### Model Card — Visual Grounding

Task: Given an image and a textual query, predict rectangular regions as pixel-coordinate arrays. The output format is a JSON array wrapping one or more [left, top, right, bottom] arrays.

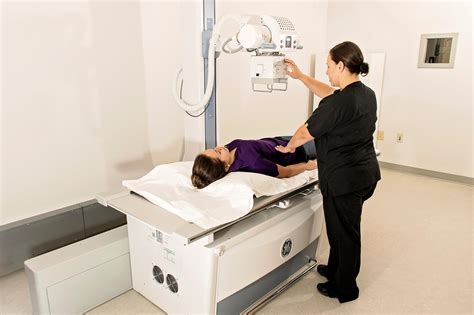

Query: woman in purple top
[[191, 137, 317, 189]]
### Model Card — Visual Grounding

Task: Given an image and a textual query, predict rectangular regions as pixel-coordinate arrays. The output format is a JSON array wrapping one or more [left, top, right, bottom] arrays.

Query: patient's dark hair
[[330, 41, 369, 76], [191, 154, 227, 189]]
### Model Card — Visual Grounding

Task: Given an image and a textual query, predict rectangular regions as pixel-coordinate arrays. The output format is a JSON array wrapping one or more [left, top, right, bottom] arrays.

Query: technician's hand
[[284, 58, 303, 80], [305, 160, 317, 171], [275, 145, 295, 154]]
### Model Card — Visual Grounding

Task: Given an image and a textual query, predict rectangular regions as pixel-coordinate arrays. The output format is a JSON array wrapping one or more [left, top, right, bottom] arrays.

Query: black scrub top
[[306, 81, 381, 197]]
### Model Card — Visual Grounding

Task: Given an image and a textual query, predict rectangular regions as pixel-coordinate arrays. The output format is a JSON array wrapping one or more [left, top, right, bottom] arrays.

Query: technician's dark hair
[[191, 154, 227, 189], [330, 41, 369, 77]]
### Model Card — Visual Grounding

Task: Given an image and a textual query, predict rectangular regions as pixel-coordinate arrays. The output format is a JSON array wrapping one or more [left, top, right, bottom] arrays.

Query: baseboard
[[0, 202, 126, 276], [379, 161, 473, 185]]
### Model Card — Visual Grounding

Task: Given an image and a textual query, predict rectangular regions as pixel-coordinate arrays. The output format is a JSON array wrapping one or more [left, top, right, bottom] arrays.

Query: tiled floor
[[1, 168, 472, 314]]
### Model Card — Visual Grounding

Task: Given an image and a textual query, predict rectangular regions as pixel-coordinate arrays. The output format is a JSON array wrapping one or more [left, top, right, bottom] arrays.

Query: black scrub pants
[[322, 183, 377, 303]]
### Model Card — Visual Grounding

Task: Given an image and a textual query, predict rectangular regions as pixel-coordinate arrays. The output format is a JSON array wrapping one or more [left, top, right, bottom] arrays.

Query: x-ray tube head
[[241, 15, 303, 92], [173, 14, 303, 113], [237, 24, 271, 49], [256, 15, 302, 53]]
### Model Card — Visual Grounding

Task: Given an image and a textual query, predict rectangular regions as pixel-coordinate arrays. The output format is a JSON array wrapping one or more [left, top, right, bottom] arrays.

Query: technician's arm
[[284, 58, 335, 99], [277, 160, 316, 178], [275, 124, 314, 154]]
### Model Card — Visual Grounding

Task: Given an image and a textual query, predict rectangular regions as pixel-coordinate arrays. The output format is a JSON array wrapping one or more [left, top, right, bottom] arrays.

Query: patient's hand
[[305, 160, 317, 171]]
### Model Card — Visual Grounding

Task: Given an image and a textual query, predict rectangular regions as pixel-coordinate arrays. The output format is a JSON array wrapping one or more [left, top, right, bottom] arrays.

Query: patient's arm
[[277, 160, 316, 178]]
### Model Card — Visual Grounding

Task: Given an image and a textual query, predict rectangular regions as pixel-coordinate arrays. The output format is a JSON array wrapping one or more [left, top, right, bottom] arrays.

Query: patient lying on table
[[192, 137, 317, 189]]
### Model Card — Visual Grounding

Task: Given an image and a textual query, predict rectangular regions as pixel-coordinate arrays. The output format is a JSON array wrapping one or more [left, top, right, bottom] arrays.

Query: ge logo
[[281, 239, 292, 257]]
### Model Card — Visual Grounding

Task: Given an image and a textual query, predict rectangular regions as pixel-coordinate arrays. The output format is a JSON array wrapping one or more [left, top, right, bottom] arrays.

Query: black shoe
[[316, 282, 338, 298], [317, 264, 330, 279], [338, 293, 359, 303]]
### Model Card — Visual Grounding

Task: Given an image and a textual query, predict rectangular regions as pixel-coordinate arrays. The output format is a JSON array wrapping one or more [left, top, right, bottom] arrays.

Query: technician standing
[[276, 41, 381, 303]]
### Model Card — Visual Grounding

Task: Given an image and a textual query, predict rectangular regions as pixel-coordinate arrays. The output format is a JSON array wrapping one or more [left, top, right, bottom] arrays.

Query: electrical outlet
[[377, 130, 384, 141], [396, 133, 404, 143]]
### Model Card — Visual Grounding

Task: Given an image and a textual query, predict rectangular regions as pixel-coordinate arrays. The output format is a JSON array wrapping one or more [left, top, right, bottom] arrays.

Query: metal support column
[[202, 0, 217, 149]]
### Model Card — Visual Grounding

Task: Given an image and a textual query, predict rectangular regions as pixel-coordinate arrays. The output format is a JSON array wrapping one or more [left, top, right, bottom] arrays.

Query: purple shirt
[[225, 138, 308, 177]]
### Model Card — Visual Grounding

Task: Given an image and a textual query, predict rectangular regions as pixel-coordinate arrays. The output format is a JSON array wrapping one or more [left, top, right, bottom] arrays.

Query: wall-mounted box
[[418, 33, 458, 68]]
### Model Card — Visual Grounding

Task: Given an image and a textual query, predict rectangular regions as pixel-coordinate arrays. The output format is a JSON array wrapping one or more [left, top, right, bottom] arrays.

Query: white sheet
[[122, 161, 318, 229]]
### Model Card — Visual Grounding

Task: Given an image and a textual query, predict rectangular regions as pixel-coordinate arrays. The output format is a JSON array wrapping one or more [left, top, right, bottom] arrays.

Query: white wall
[[0, 2, 4, 224], [216, 0, 329, 144], [1, 2, 154, 224], [140, 0, 203, 163], [326, 0, 472, 177]]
